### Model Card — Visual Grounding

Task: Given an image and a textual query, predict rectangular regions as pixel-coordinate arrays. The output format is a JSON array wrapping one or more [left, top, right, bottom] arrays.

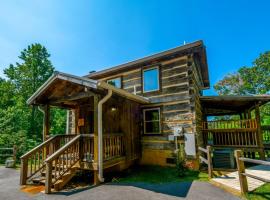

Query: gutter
[[97, 89, 113, 182]]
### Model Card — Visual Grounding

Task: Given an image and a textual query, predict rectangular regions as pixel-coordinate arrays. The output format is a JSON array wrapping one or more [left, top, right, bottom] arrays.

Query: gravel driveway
[[0, 166, 240, 200]]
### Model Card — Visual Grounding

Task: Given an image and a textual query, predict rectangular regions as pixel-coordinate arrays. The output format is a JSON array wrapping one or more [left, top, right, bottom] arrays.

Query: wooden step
[[54, 169, 76, 191], [30, 164, 78, 192]]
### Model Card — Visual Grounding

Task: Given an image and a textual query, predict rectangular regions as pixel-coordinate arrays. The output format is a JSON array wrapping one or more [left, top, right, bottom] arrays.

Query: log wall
[[95, 54, 205, 167]]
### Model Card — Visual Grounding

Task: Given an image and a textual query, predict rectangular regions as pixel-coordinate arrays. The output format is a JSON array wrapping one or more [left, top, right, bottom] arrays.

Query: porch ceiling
[[200, 95, 270, 116], [27, 71, 149, 108]]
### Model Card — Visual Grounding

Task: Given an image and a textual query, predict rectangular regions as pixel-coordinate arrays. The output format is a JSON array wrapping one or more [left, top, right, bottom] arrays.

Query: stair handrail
[[21, 135, 58, 159], [44, 134, 81, 163], [44, 134, 81, 194]]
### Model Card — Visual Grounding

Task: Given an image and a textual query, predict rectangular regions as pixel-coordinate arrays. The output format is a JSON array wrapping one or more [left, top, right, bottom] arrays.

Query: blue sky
[[0, 1, 270, 95]]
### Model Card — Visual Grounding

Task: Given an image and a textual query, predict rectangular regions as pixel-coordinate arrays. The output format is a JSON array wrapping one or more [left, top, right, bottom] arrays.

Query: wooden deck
[[211, 162, 270, 195]]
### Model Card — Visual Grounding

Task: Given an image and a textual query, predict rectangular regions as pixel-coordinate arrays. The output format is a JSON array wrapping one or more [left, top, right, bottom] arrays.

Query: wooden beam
[[49, 91, 96, 104]]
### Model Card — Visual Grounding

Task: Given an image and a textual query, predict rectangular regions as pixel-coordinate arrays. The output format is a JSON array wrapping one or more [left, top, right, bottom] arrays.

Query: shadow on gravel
[[107, 182, 192, 198], [53, 185, 98, 196]]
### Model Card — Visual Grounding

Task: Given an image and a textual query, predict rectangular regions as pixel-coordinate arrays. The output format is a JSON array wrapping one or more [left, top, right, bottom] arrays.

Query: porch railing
[[202, 119, 259, 147], [103, 134, 125, 161]]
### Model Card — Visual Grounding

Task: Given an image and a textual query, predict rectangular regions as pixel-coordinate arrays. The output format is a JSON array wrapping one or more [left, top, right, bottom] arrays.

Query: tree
[[214, 51, 270, 124], [0, 43, 68, 159], [3, 44, 54, 139]]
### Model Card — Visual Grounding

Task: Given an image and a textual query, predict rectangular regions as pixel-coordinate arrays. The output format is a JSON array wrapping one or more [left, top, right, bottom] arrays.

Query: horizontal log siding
[[141, 57, 192, 151]]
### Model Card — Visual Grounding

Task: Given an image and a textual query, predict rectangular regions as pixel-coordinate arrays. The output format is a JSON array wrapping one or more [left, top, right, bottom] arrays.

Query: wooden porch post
[[93, 95, 100, 184], [44, 105, 50, 159], [75, 107, 80, 134], [44, 104, 50, 142], [255, 104, 265, 160]]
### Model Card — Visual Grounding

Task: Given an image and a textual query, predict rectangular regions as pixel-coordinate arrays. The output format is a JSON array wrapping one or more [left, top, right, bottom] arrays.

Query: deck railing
[[202, 119, 257, 130], [202, 119, 259, 147]]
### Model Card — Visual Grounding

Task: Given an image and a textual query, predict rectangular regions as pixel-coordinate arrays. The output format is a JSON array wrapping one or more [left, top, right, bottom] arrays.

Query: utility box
[[213, 148, 235, 169]]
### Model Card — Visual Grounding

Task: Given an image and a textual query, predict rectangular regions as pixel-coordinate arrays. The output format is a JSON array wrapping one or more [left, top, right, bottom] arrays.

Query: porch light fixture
[[111, 106, 117, 112]]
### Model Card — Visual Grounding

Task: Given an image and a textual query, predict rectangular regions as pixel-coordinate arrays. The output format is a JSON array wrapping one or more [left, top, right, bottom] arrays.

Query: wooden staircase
[[20, 134, 82, 193], [31, 164, 78, 191]]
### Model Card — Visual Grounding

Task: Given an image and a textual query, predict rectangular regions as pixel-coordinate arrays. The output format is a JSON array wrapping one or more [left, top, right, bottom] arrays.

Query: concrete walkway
[[0, 166, 240, 200], [212, 164, 270, 194]]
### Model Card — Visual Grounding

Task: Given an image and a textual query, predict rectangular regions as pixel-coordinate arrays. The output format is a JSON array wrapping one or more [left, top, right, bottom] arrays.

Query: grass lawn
[[246, 183, 270, 200], [111, 165, 208, 184]]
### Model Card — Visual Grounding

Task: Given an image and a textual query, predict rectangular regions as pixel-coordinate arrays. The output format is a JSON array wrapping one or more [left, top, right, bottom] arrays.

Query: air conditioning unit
[[213, 148, 235, 169]]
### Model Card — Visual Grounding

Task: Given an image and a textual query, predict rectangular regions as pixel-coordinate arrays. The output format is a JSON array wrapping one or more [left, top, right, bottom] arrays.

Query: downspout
[[66, 110, 70, 134], [98, 89, 113, 182]]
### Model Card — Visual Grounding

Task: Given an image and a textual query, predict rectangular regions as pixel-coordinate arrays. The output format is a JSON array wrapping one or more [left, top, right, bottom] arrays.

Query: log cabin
[[20, 40, 270, 193]]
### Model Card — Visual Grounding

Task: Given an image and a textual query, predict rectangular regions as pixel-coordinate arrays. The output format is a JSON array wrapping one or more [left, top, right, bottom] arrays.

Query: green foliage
[[214, 51, 270, 96], [175, 143, 187, 177], [0, 43, 67, 161], [50, 108, 67, 135], [214, 51, 270, 124], [246, 183, 270, 200]]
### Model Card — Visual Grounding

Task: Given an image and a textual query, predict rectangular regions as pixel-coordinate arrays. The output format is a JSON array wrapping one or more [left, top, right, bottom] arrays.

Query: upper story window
[[107, 77, 121, 88], [143, 108, 161, 134], [143, 67, 159, 93]]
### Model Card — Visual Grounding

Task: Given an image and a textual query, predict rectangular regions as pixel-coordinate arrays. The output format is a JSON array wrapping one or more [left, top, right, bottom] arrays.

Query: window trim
[[142, 66, 160, 93], [143, 107, 161, 135], [106, 77, 122, 89]]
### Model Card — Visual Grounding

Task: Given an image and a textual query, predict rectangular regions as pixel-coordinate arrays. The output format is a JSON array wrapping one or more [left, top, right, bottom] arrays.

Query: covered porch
[[200, 96, 270, 160], [20, 72, 149, 193]]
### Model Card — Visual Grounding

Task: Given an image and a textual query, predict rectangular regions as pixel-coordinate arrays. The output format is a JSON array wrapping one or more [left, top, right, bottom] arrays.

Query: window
[[107, 77, 121, 88], [143, 108, 161, 134], [143, 67, 159, 92]]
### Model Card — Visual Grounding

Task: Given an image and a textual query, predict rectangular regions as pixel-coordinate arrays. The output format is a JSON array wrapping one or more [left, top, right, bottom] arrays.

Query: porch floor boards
[[211, 161, 270, 194]]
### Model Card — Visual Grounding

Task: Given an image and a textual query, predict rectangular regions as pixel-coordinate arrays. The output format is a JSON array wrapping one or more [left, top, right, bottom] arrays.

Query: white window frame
[[143, 107, 161, 134], [142, 66, 160, 93], [107, 77, 122, 88]]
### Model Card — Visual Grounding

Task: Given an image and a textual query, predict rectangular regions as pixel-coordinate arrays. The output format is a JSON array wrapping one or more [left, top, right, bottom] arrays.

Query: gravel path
[[0, 166, 240, 200]]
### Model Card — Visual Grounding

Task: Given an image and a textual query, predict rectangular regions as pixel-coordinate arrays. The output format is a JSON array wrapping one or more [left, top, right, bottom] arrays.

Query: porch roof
[[200, 95, 270, 116], [27, 71, 150, 107]]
